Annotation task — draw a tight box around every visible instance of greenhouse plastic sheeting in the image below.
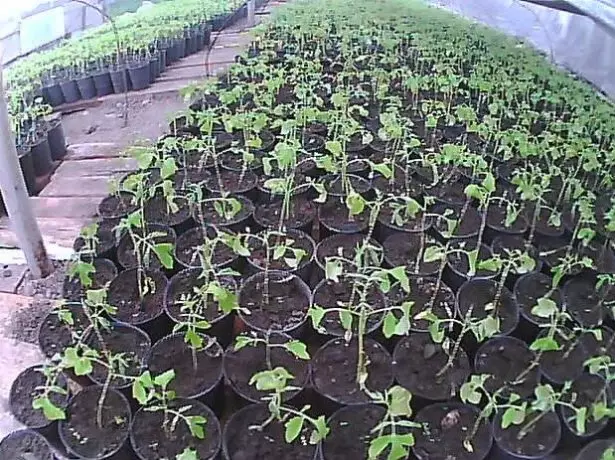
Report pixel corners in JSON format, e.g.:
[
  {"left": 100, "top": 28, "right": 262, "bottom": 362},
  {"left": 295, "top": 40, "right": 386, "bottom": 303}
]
[{"left": 426, "top": 0, "right": 615, "bottom": 100}]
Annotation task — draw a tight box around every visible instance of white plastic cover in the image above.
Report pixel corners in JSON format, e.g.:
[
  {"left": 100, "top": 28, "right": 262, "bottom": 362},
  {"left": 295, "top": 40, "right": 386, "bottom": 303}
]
[{"left": 426, "top": 0, "right": 615, "bottom": 100}]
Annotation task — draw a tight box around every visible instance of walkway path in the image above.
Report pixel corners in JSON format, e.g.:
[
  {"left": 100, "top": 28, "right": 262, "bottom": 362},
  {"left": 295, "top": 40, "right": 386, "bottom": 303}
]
[{"left": 0, "top": 0, "right": 285, "bottom": 444}]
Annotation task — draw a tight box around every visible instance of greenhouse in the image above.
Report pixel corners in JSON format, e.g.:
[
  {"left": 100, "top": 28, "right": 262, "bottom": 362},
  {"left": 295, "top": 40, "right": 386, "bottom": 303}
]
[{"left": 1, "top": 0, "right": 615, "bottom": 459}]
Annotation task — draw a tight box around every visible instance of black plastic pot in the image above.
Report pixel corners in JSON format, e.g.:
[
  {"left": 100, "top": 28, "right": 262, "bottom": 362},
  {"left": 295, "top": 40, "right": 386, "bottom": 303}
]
[
  {"left": 18, "top": 147, "right": 37, "bottom": 195},
  {"left": 60, "top": 79, "right": 81, "bottom": 103},
  {"left": 42, "top": 82, "right": 65, "bottom": 107},
  {"left": 76, "top": 75, "right": 97, "bottom": 100},
  {"left": 575, "top": 439, "right": 615, "bottom": 460},
  {"left": 176, "top": 38, "right": 187, "bottom": 59},
  {"left": 30, "top": 137, "right": 54, "bottom": 176},
  {"left": 0, "top": 429, "right": 56, "bottom": 460},
  {"left": 492, "top": 410, "right": 561, "bottom": 459},
  {"left": 93, "top": 71, "right": 114, "bottom": 97},
  {"left": 149, "top": 57, "right": 160, "bottom": 83},
  {"left": 128, "top": 61, "right": 151, "bottom": 91},
  {"left": 159, "top": 49, "right": 168, "bottom": 73},
  {"left": 110, "top": 68, "right": 129, "bottom": 93},
  {"left": 47, "top": 120, "right": 67, "bottom": 160}
]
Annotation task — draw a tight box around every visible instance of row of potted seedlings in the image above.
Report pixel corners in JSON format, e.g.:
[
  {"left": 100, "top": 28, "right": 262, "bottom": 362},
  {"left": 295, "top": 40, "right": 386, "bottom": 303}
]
[
  {"left": 6, "top": 0, "right": 253, "bottom": 198},
  {"left": 5, "top": 0, "right": 615, "bottom": 458}
]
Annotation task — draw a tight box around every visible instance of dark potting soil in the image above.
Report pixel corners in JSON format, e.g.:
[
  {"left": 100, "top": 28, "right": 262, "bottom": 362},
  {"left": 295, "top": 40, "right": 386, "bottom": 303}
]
[
  {"left": 223, "top": 334, "right": 310, "bottom": 403},
  {"left": 447, "top": 241, "right": 498, "bottom": 279},
  {"left": 564, "top": 278, "right": 611, "bottom": 327},
  {"left": 175, "top": 226, "right": 237, "bottom": 268},
  {"left": 254, "top": 196, "right": 317, "bottom": 229},
  {"left": 514, "top": 272, "right": 563, "bottom": 325},
  {"left": 312, "top": 337, "right": 394, "bottom": 404},
  {"left": 148, "top": 333, "right": 223, "bottom": 398},
  {"left": 199, "top": 195, "right": 254, "bottom": 228},
  {"left": 108, "top": 269, "right": 168, "bottom": 324},
  {"left": 457, "top": 279, "right": 518, "bottom": 336},
  {"left": 433, "top": 204, "right": 481, "bottom": 239},
  {"left": 533, "top": 207, "right": 565, "bottom": 237},
  {"left": 38, "top": 303, "right": 89, "bottom": 358},
  {"left": 390, "top": 278, "right": 455, "bottom": 331},
  {"left": 537, "top": 326, "right": 588, "bottom": 384},
  {"left": 394, "top": 333, "right": 470, "bottom": 401},
  {"left": 317, "top": 233, "right": 383, "bottom": 271},
  {"left": 322, "top": 174, "right": 371, "bottom": 195},
  {"left": 582, "top": 243, "right": 615, "bottom": 274},
  {"left": 239, "top": 272, "right": 310, "bottom": 332},
  {"left": 322, "top": 404, "right": 392, "bottom": 460},
  {"left": 223, "top": 403, "right": 317, "bottom": 460},
  {"left": 486, "top": 204, "right": 528, "bottom": 234},
  {"left": 131, "top": 399, "right": 220, "bottom": 460},
  {"left": 581, "top": 327, "right": 615, "bottom": 363},
  {"left": 319, "top": 198, "right": 370, "bottom": 233},
  {"left": 429, "top": 181, "right": 468, "bottom": 206},
  {"left": 412, "top": 402, "right": 492, "bottom": 460},
  {"left": 59, "top": 387, "right": 130, "bottom": 459},
  {"left": 312, "top": 278, "right": 385, "bottom": 335},
  {"left": 117, "top": 224, "right": 176, "bottom": 271},
  {"left": 474, "top": 337, "right": 539, "bottom": 399},
  {"left": 0, "top": 430, "right": 55, "bottom": 460},
  {"left": 538, "top": 241, "right": 581, "bottom": 274},
  {"left": 144, "top": 195, "right": 192, "bottom": 228},
  {"left": 73, "top": 219, "right": 117, "bottom": 257},
  {"left": 98, "top": 192, "right": 138, "bottom": 219},
  {"left": 493, "top": 409, "right": 560, "bottom": 458},
  {"left": 383, "top": 233, "right": 440, "bottom": 276},
  {"left": 62, "top": 258, "right": 118, "bottom": 301},
  {"left": 248, "top": 230, "right": 314, "bottom": 272},
  {"left": 219, "top": 150, "right": 264, "bottom": 171},
  {"left": 10, "top": 366, "right": 68, "bottom": 427},
  {"left": 561, "top": 373, "right": 610, "bottom": 436},
  {"left": 377, "top": 205, "right": 429, "bottom": 233},
  {"left": 86, "top": 324, "right": 150, "bottom": 388},
  {"left": 166, "top": 270, "right": 236, "bottom": 324},
  {"left": 205, "top": 169, "right": 258, "bottom": 194},
  {"left": 576, "top": 439, "right": 615, "bottom": 460},
  {"left": 371, "top": 169, "right": 424, "bottom": 197}
]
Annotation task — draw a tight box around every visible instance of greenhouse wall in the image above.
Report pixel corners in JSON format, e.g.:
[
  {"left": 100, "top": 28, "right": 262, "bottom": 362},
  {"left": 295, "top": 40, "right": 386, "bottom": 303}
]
[
  {"left": 1, "top": 0, "right": 106, "bottom": 66},
  {"left": 427, "top": 0, "right": 615, "bottom": 100}
]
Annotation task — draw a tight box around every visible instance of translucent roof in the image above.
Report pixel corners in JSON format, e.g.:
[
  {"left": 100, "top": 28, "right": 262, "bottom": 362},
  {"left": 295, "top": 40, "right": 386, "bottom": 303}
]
[{"left": 427, "top": 0, "right": 615, "bottom": 100}]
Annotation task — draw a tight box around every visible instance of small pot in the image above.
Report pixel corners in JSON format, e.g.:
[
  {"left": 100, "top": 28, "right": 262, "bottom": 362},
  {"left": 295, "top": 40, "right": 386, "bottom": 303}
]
[
  {"left": 174, "top": 225, "right": 239, "bottom": 270},
  {"left": 128, "top": 61, "right": 151, "bottom": 91},
  {"left": 93, "top": 71, "right": 114, "bottom": 97},
  {"left": 30, "top": 136, "right": 54, "bottom": 176},
  {"left": 18, "top": 146, "right": 37, "bottom": 195},
  {"left": 76, "top": 75, "right": 97, "bottom": 100},
  {"left": 575, "top": 439, "right": 615, "bottom": 460},
  {"left": 60, "top": 79, "right": 81, "bottom": 103},
  {"left": 98, "top": 192, "right": 139, "bottom": 220},
  {"left": 491, "top": 410, "right": 561, "bottom": 459},
  {"left": 0, "top": 429, "right": 56, "bottom": 460},
  {"left": 42, "top": 82, "right": 65, "bottom": 107},
  {"left": 58, "top": 386, "right": 132, "bottom": 460},
  {"left": 238, "top": 271, "right": 312, "bottom": 337},
  {"left": 46, "top": 120, "right": 67, "bottom": 160},
  {"left": 110, "top": 67, "right": 129, "bottom": 93},
  {"left": 559, "top": 373, "right": 611, "bottom": 439}
]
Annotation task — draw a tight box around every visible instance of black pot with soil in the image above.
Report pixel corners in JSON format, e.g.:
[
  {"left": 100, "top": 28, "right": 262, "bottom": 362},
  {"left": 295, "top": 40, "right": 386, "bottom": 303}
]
[
  {"left": 146, "top": 333, "right": 224, "bottom": 413},
  {"left": 445, "top": 239, "right": 500, "bottom": 291},
  {"left": 62, "top": 258, "right": 118, "bottom": 301},
  {"left": 492, "top": 409, "right": 561, "bottom": 459},
  {"left": 535, "top": 326, "right": 588, "bottom": 385},
  {"left": 223, "top": 331, "right": 311, "bottom": 405},
  {"left": 42, "top": 81, "right": 65, "bottom": 107},
  {"left": 197, "top": 194, "right": 255, "bottom": 233},
  {"left": 116, "top": 223, "right": 177, "bottom": 273},
  {"left": 60, "top": 79, "right": 81, "bottom": 103},
  {"left": 93, "top": 71, "right": 115, "bottom": 97},
  {"left": 110, "top": 68, "right": 129, "bottom": 94},
  {"left": 394, "top": 332, "right": 470, "bottom": 408},
  {"left": 18, "top": 146, "right": 37, "bottom": 195},
  {"left": 412, "top": 401, "right": 493, "bottom": 460},
  {"left": 107, "top": 268, "right": 170, "bottom": 342},
  {"left": 311, "top": 337, "right": 394, "bottom": 412},
  {"left": 253, "top": 195, "right": 317, "bottom": 233},
  {"left": 315, "top": 233, "right": 383, "bottom": 280},
  {"left": 319, "top": 195, "right": 370, "bottom": 236},
  {"left": 98, "top": 192, "right": 139, "bottom": 220},
  {"left": 128, "top": 61, "right": 151, "bottom": 91},
  {"left": 238, "top": 271, "right": 311, "bottom": 336},
  {"left": 30, "top": 136, "right": 54, "bottom": 177},
  {"left": 58, "top": 386, "right": 132, "bottom": 460},
  {"left": 130, "top": 398, "right": 221, "bottom": 460},
  {"left": 174, "top": 225, "right": 239, "bottom": 270},
  {"left": 144, "top": 194, "right": 194, "bottom": 235},
  {"left": 165, "top": 268, "right": 237, "bottom": 347},
  {"left": 222, "top": 403, "right": 318, "bottom": 460},
  {"left": 46, "top": 120, "right": 67, "bottom": 160},
  {"left": 559, "top": 373, "right": 611, "bottom": 439},
  {"left": 575, "top": 439, "right": 615, "bottom": 460},
  {"left": 76, "top": 75, "right": 97, "bottom": 100},
  {"left": 0, "top": 429, "right": 56, "bottom": 460}
]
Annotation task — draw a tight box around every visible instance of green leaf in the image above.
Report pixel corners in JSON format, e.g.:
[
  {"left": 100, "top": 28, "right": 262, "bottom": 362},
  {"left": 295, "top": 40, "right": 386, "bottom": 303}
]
[
  {"left": 389, "top": 266, "right": 410, "bottom": 293},
  {"left": 460, "top": 381, "right": 482, "bottom": 405},
  {"left": 339, "top": 309, "right": 353, "bottom": 331},
  {"left": 160, "top": 157, "right": 177, "bottom": 180},
  {"left": 368, "top": 436, "right": 390, "bottom": 459},
  {"left": 285, "top": 340, "right": 310, "bottom": 360},
  {"left": 132, "top": 380, "right": 149, "bottom": 404},
  {"left": 176, "top": 447, "right": 198, "bottom": 460},
  {"left": 388, "top": 385, "right": 413, "bottom": 417},
  {"left": 530, "top": 336, "right": 560, "bottom": 352},
  {"left": 153, "top": 243, "right": 174, "bottom": 269},
  {"left": 32, "top": 397, "right": 66, "bottom": 421},
  {"left": 531, "top": 297, "right": 557, "bottom": 318},
  {"left": 154, "top": 369, "right": 176, "bottom": 389},
  {"left": 478, "top": 257, "right": 501, "bottom": 272},
  {"left": 372, "top": 162, "right": 392, "bottom": 179},
  {"left": 482, "top": 172, "right": 496, "bottom": 193},
  {"left": 309, "top": 415, "right": 330, "bottom": 444},
  {"left": 325, "top": 259, "right": 343, "bottom": 282},
  {"left": 346, "top": 192, "right": 365, "bottom": 216},
  {"left": 423, "top": 245, "right": 444, "bottom": 263},
  {"left": 309, "top": 305, "right": 327, "bottom": 331},
  {"left": 575, "top": 406, "right": 587, "bottom": 435},
  {"left": 285, "top": 416, "right": 304, "bottom": 443},
  {"left": 383, "top": 312, "right": 398, "bottom": 339},
  {"left": 234, "top": 335, "right": 254, "bottom": 351},
  {"left": 186, "top": 415, "right": 207, "bottom": 439},
  {"left": 501, "top": 404, "right": 526, "bottom": 428}
]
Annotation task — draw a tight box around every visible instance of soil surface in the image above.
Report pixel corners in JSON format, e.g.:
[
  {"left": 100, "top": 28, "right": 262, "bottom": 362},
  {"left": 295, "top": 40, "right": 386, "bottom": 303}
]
[
  {"left": 494, "top": 410, "right": 560, "bottom": 457},
  {"left": 108, "top": 268, "right": 168, "bottom": 325},
  {"left": 0, "top": 429, "right": 55, "bottom": 460}
]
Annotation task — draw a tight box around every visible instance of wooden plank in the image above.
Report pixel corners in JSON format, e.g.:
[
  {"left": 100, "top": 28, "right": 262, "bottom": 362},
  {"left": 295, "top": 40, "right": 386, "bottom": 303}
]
[
  {"left": 53, "top": 157, "right": 136, "bottom": 179},
  {"left": 64, "top": 142, "right": 123, "bottom": 160},
  {"left": 40, "top": 176, "right": 114, "bottom": 198},
  {"left": 0, "top": 217, "right": 88, "bottom": 251},
  {"left": 30, "top": 197, "right": 101, "bottom": 219}
]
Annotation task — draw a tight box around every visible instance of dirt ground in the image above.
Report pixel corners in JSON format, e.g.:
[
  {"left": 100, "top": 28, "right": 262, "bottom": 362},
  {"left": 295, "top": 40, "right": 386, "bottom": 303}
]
[{"left": 62, "top": 92, "right": 186, "bottom": 148}]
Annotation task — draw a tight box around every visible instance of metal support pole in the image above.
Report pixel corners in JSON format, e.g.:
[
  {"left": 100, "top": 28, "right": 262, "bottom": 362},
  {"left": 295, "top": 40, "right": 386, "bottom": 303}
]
[
  {"left": 0, "top": 59, "right": 52, "bottom": 279},
  {"left": 248, "top": 0, "right": 256, "bottom": 27}
]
